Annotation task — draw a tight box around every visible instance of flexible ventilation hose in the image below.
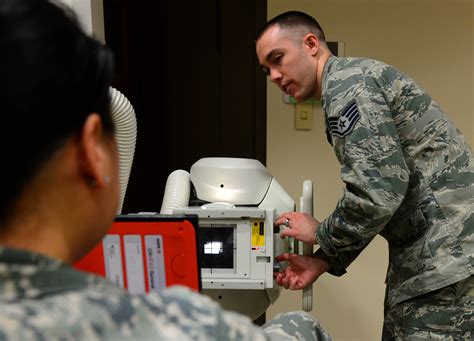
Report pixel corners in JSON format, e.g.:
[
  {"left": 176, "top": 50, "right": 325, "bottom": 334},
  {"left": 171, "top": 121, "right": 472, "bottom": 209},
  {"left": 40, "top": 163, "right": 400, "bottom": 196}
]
[
  {"left": 110, "top": 87, "right": 137, "bottom": 213},
  {"left": 160, "top": 170, "right": 191, "bottom": 214}
]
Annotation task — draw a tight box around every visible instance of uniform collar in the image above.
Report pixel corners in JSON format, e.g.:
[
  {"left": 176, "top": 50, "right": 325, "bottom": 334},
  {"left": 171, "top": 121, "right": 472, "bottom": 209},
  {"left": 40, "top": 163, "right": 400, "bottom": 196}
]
[
  {"left": 0, "top": 246, "right": 64, "bottom": 268},
  {"left": 321, "top": 55, "right": 338, "bottom": 110}
]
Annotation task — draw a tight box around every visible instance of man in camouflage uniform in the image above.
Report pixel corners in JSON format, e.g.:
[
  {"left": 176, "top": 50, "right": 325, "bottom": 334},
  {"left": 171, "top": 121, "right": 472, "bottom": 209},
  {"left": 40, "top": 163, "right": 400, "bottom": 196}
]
[{"left": 256, "top": 11, "right": 473, "bottom": 339}]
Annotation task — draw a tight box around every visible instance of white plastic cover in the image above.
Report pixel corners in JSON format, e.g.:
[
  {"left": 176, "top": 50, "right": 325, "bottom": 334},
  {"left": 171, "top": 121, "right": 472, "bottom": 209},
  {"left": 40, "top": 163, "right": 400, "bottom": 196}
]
[{"left": 190, "top": 157, "right": 272, "bottom": 205}]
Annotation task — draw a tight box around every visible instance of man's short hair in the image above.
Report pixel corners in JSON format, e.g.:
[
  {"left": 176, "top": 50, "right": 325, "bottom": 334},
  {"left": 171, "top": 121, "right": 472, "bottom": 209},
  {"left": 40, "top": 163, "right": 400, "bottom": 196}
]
[{"left": 256, "top": 11, "right": 326, "bottom": 42}]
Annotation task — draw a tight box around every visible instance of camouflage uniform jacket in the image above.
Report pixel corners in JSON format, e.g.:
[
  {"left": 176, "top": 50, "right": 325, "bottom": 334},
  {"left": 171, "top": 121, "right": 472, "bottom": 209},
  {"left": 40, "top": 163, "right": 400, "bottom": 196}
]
[
  {"left": 315, "top": 56, "right": 474, "bottom": 307},
  {"left": 0, "top": 247, "right": 272, "bottom": 340}
]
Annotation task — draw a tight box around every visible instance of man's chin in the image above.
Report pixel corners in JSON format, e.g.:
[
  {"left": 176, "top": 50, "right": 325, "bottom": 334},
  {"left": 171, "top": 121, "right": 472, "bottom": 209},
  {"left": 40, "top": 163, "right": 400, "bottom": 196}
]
[
  {"left": 293, "top": 93, "right": 310, "bottom": 102},
  {"left": 286, "top": 88, "right": 313, "bottom": 102}
]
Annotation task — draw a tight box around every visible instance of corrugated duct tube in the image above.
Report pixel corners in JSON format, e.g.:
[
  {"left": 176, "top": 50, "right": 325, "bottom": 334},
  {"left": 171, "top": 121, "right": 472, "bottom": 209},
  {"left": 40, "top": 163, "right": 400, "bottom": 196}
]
[
  {"left": 110, "top": 87, "right": 137, "bottom": 213},
  {"left": 160, "top": 170, "right": 191, "bottom": 214}
]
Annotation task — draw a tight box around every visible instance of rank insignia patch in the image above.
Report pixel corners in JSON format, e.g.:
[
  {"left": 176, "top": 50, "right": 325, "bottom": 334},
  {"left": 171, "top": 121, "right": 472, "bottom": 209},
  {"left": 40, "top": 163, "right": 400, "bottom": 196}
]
[{"left": 327, "top": 100, "right": 360, "bottom": 138}]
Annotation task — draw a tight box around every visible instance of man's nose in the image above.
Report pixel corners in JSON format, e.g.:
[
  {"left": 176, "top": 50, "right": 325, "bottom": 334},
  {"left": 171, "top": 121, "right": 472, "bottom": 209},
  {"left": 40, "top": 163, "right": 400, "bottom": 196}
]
[{"left": 269, "top": 69, "right": 282, "bottom": 83}]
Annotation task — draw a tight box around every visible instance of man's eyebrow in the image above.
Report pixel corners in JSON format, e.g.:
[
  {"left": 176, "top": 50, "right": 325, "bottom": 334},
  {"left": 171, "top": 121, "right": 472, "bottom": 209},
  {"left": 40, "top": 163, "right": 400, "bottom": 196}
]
[
  {"left": 259, "top": 48, "right": 282, "bottom": 71},
  {"left": 265, "top": 49, "right": 281, "bottom": 63}
]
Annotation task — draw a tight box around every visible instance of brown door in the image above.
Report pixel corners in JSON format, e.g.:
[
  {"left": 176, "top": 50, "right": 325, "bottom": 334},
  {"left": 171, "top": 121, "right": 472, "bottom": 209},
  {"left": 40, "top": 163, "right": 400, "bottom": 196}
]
[{"left": 104, "top": 0, "right": 267, "bottom": 213}]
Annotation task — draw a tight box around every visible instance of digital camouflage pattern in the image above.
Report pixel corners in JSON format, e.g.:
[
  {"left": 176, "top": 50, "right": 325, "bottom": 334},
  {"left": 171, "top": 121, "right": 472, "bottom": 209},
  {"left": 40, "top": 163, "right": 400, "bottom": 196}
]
[
  {"left": 315, "top": 56, "right": 474, "bottom": 310},
  {"left": 382, "top": 276, "right": 473, "bottom": 340},
  {"left": 0, "top": 247, "right": 331, "bottom": 340},
  {"left": 263, "top": 311, "right": 332, "bottom": 341}
]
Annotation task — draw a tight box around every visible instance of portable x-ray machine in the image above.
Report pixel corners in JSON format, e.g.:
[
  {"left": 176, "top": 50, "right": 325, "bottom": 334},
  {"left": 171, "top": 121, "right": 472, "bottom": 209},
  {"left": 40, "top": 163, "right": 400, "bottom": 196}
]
[
  {"left": 160, "top": 157, "right": 314, "bottom": 319},
  {"left": 75, "top": 89, "right": 314, "bottom": 320}
]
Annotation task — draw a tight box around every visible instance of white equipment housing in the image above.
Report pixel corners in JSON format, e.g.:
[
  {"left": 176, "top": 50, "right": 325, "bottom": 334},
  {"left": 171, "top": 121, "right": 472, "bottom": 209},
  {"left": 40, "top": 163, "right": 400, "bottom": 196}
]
[
  {"left": 161, "top": 157, "right": 295, "bottom": 319},
  {"left": 172, "top": 207, "right": 275, "bottom": 290}
]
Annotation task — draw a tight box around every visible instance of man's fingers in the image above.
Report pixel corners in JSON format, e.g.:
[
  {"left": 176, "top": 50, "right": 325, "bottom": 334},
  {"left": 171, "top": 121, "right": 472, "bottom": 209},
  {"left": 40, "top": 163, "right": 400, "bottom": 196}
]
[
  {"left": 279, "top": 273, "right": 288, "bottom": 288},
  {"left": 289, "top": 276, "right": 299, "bottom": 290},
  {"left": 275, "top": 253, "right": 298, "bottom": 262},
  {"left": 275, "top": 273, "right": 284, "bottom": 285},
  {"left": 274, "top": 212, "right": 300, "bottom": 226},
  {"left": 275, "top": 253, "right": 289, "bottom": 262},
  {"left": 274, "top": 217, "right": 287, "bottom": 226},
  {"left": 275, "top": 253, "right": 302, "bottom": 263},
  {"left": 280, "top": 228, "right": 297, "bottom": 239},
  {"left": 274, "top": 214, "right": 290, "bottom": 226}
]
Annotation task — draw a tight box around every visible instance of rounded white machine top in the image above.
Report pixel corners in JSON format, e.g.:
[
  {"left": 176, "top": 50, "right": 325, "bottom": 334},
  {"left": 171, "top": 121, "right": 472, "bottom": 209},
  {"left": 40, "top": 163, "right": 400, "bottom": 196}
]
[{"left": 190, "top": 157, "right": 272, "bottom": 205}]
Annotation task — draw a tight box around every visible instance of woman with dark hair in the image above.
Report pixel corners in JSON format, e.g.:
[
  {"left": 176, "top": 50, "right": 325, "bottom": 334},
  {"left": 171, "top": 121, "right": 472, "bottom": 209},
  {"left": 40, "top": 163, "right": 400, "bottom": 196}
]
[{"left": 0, "top": 1, "right": 330, "bottom": 339}]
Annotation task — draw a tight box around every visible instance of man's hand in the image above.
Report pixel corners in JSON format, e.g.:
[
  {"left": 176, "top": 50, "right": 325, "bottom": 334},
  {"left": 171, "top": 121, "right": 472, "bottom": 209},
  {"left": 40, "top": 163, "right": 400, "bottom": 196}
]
[
  {"left": 274, "top": 253, "right": 330, "bottom": 290},
  {"left": 275, "top": 212, "right": 320, "bottom": 244}
]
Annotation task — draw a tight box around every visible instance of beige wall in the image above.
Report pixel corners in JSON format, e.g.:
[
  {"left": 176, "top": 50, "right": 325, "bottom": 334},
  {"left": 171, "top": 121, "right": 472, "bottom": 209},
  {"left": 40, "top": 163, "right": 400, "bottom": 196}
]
[{"left": 265, "top": 1, "right": 473, "bottom": 340}]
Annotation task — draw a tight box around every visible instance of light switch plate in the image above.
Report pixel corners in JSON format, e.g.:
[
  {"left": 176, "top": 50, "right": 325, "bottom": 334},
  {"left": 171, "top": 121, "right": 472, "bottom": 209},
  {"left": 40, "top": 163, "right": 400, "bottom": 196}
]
[{"left": 295, "top": 103, "right": 313, "bottom": 130}]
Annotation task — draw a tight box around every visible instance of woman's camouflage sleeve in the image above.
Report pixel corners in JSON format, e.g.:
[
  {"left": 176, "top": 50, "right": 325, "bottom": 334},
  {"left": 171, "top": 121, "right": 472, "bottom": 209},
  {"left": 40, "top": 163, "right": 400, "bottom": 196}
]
[{"left": 316, "top": 70, "right": 410, "bottom": 271}]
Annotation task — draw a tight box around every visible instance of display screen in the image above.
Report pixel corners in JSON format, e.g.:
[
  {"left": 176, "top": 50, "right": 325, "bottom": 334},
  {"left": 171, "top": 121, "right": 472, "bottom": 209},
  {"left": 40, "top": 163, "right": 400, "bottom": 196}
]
[{"left": 198, "top": 224, "right": 235, "bottom": 270}]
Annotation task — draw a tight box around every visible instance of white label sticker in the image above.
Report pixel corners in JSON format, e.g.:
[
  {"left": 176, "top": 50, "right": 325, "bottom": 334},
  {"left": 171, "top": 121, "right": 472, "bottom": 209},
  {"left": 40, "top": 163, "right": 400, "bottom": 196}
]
[
  {"left": 124, "top": 235, "right": 145, "bottom": 295},
  {"left": 102, "top": 235, "right": 124, "bottom": 288},
  {"left": 145, "top": 235, "right": 166, "bottom": 292}
]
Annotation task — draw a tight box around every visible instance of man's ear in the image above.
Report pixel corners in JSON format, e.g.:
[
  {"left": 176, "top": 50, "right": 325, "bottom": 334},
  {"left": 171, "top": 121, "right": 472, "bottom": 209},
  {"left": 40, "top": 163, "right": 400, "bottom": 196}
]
[
  {"left": 303, "top": 34, "right": 320, "bottom": 55},
  {"left": 78, "top": 113, "right": 109, "bottom": 188}
]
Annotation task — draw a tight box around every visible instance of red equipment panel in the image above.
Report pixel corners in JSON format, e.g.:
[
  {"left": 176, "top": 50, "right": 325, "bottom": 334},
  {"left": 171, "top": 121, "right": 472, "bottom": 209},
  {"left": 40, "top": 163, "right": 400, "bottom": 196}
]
[{"left": 74, "top": 215, "right": 201, "bottom": 293}]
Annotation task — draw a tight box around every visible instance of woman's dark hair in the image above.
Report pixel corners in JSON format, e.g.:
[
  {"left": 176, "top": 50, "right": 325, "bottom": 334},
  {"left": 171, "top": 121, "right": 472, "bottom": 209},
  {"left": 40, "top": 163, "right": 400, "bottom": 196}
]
[
  {"left": 0, "top": 0, "right": 114, "bottom": 223},
  {"left": 256, "top": 11, "right": 326, "bottom": 42}
]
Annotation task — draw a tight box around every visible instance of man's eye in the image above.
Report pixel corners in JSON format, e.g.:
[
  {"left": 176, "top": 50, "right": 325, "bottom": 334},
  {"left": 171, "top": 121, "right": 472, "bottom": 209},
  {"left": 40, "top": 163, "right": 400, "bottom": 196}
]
[{"left": 273, "top": 55, "right": 282, "bottom": 64}]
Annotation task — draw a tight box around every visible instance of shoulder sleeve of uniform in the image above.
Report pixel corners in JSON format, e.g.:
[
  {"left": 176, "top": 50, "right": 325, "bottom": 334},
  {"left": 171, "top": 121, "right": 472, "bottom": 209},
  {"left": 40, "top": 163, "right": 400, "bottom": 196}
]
[
  {"left": 129, "top": 286, "right": 268, "bottom": 340},
  {"left": 319, "top": 69, "right": 409, "bottom": 259}
]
